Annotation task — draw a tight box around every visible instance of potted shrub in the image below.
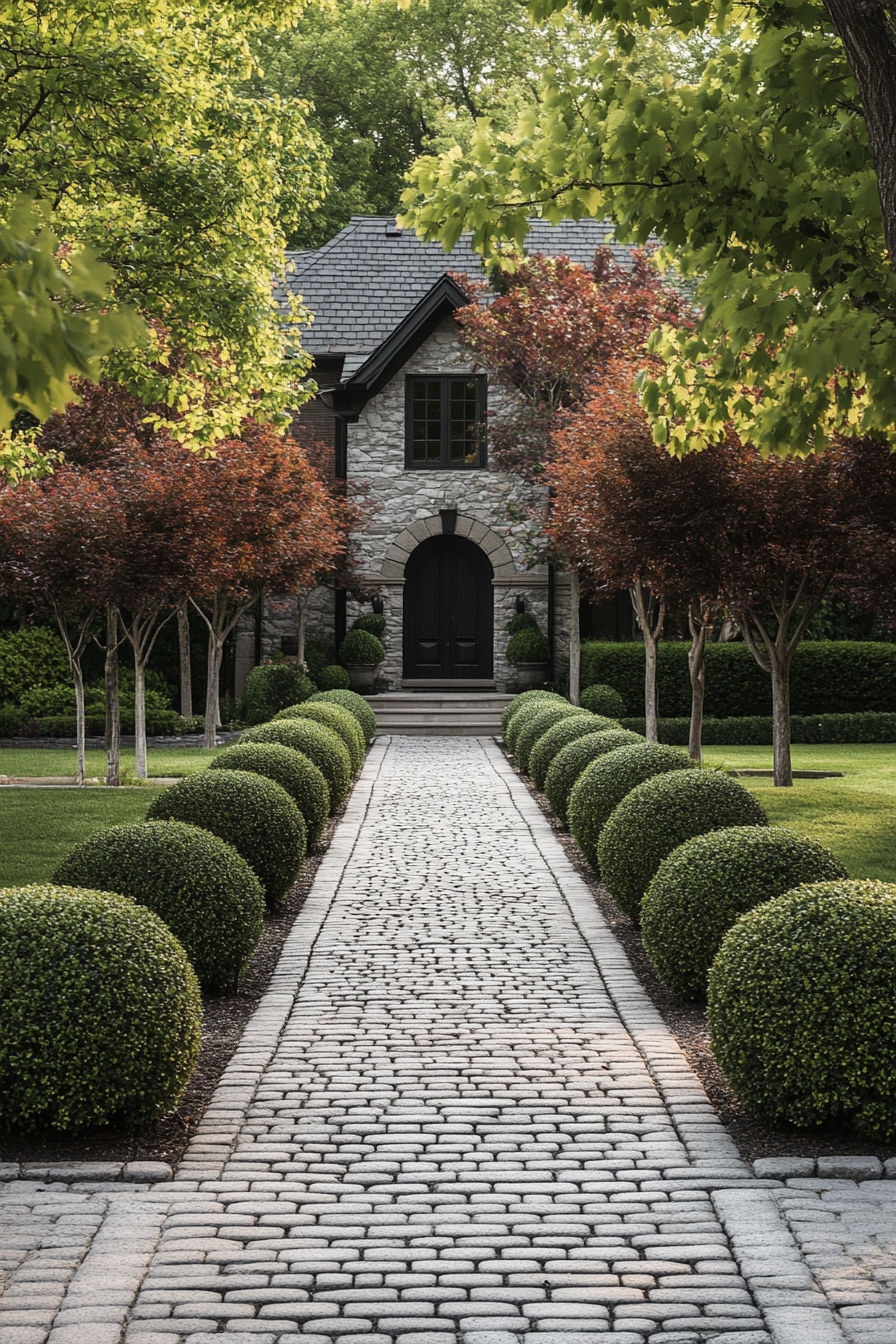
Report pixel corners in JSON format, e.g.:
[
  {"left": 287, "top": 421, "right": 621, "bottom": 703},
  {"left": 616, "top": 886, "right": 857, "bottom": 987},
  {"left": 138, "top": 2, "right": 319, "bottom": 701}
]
[
  {"left": 339, "top": 627, "right": 385, "bottom": 692},
  {"left": 506, "top": 623, "right": 549, "bottom": 690}
]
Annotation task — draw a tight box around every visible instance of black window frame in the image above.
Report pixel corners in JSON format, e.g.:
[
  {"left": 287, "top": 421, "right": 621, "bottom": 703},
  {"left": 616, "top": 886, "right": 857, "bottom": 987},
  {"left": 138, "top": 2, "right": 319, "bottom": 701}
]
[{"left": 404, "top": 374, "right": 488, "bottom": 470}]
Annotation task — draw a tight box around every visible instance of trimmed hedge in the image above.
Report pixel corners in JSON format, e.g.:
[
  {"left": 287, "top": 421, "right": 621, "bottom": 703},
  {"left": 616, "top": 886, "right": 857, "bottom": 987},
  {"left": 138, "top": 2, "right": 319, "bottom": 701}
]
[
  {"left": 318, "top": 664, "right": 350, "bottom": 691},
  {"left": 340, "top": 628, "right": 384, "bottom": 664},
  {"left": 708, "top": 881, "right": 896, "bottom": 1140},
  {"left": 598, "top": 770, "right": 768, "bottom": 923},
  {"left": 507, "top": 627, "right": 549, "bottom": 664},
  {"left": 581, "top": 640, "right": 896, "bottom": 718},
  {"left": 505, "top": 696, "right": 568, "bottom": 755},
  {"left": 545, "top": 729, "right": 645, "bottom": 823},
  {"left": 53, "top": 821, "right": 264, "bottom": 991},
  {"left": 515, "top": 704, "right": 587, "bottom": 774},
  {"left": 240, "top": 718, "right": 351, "bottom": 813},
  {"left": 208, "top": 742, "right": 329, "bottom": 847},
  {"left": 568, "top": 743, "right": 693, "bottom": 867},
  {"left": 276, "top": 701, "right": 365, "bottom": 773},
  {"left": 529, "top": 713, "right": 621, "bottom": 792},
  {"left": 147, "top": 769, "right": 306, "bottom": 908},
  {"left": 244, "top": 663, "right": 315, "bottom": 725},
  {"left": 580, "top": 683, "right": 626, "bottom": 719},
  {"left": 640, "top": 827, "right": 847, "bottom": 999},
  {"left": 620, "top": 711, "right": 896, "bottom": 745},
  {"left": 501, "top": 689, "right": 566, "bottom": 737},
  {"left": 311, "top": 688, "right": 376, "bottom": 744},
  {"left": 0, "top": 885, "right": 201, "bottom": 1132}
]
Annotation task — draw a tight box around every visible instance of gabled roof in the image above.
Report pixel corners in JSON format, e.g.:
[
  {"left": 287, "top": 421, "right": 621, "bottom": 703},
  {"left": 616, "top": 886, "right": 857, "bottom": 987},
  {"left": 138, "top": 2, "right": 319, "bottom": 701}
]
[{"left": 282, "top": 215, "right": 629, "bottom": 376}]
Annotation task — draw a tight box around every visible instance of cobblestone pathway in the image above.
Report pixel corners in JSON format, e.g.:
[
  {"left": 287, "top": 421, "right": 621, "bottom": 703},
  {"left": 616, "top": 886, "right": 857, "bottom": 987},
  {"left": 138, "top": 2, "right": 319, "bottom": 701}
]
[{"left": 2, "top": 736, "right": 894, "bottom": 1344}]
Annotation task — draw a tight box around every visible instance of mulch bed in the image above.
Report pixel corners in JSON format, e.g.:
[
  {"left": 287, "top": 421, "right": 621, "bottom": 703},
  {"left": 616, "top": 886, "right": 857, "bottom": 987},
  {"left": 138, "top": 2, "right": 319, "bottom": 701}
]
[
  {"left": 0, "top": 810, "right": 340, "bottom": 1169},
  {"left": 516, "top": 760, "right": 896, "bottom": 1165}
]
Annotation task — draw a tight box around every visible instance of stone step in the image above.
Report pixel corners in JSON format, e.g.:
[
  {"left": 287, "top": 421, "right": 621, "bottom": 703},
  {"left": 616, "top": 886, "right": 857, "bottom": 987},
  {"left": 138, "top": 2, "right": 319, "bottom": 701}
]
[{"left": 365, "top": 691, "right": 512, "bottom": 736}]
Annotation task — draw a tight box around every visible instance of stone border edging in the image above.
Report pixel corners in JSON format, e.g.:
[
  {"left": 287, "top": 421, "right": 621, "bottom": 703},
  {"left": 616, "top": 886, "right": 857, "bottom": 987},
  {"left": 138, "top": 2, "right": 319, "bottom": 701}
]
[
  {"left": 172, "top": 738, "right": 390, "bottom": 1184},
  {"left": 0, "top": 1160, "right": 173, "bottom": 1184}
]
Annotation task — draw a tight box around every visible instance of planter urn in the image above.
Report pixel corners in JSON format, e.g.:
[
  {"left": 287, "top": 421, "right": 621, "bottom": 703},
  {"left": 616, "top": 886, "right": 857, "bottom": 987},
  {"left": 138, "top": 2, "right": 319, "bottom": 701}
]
[
  {"left": 512, "top": 661, "right": 549, "bottom": 691},
  {"left": 346, "top": 663, "right": 381, "bottom": 693}
]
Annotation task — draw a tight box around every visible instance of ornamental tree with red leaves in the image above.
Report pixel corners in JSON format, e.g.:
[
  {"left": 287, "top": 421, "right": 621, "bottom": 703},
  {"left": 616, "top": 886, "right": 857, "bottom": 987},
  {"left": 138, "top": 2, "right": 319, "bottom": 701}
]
[{"left": 0, "top": 470, "right": 127, "bottom": 782}]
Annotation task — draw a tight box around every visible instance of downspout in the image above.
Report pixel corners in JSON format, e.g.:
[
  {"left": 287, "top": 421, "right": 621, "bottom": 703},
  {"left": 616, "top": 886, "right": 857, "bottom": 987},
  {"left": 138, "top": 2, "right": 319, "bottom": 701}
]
[{"left": 547, "top": 562, "right": 555, "bottom": 683}]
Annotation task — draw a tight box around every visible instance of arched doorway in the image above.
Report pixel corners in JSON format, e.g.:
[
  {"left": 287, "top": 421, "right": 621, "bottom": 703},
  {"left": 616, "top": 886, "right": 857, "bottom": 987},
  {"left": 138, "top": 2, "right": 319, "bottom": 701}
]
[{"left": 403, "top": 535, "right": 494, "bottom": 680}]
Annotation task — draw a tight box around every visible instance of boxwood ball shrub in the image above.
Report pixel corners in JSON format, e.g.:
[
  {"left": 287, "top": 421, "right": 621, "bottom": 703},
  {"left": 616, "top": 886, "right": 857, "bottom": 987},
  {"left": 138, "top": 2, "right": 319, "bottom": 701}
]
[
  {"left": 544, "top": 729, "right": 645, "bottom": 823},
  {"left": 311, "top": 688, "right": 376, "bottom": 744},
  {"left": 352, "top": 611, "right": 387, "bottom": 638},
  {"left": 0, "top": 885, "right": 201, "bottom": 1132},
  {"left": 580, "top": 683, "right": 627, "bottom": 719},
  {"left": 339, "top": 627, "right": 385, "bottom": 665},
  {"left": 641, "top": 827, "right": 848, "bottom": 1000},
  {"left": 515, "top": 704, "right": 587, "bottom": 774},
  {"left": 501, "top": 689, "right": 565, "bottom": 737},
  {"left": 598, "top": 770, "right": 768, "bottom": 923},
  {"left": 147, "top": 770, "right": 306, "bottom": 908},
  {"left": 507, "top": 611, "right": 540, "bottom": 636},
  {"left": 505, "top": 696, "right": 568, "bottom": 755},
  {"left": 318, "top": 664, "right": 351, "bottom": 691},
  {"left": 568, "top": 742, "right": 693, "bottom": 867},
  {"left": 709, "top": 881, "right": 896, "bottom": 1140},
  {"left": 506, "top": 626, "right": 549, "bottom": 664},
  {"left": 240, "top": 718, "right": 351, "bottom": 813},
  {"left": 53, "top": 821, "right": 264, "bottom": 992},
  {"left": 209, "top": 742, "right": 329, "bottom": 847},
  {"left": 243, "top": 662, "right": 315, "bottom": 725},
  {"left": 278, "top": 701, "right": 365, "bottom": 773},
  {"left": 529, "top": 714, "right": 621, "bottom": 791}
]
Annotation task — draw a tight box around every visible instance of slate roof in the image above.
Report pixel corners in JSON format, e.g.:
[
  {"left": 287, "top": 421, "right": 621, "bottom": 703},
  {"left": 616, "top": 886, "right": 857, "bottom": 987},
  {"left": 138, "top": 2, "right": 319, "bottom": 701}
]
[{"left": 282, "top": 215, "right": 630, "bottom": 378}]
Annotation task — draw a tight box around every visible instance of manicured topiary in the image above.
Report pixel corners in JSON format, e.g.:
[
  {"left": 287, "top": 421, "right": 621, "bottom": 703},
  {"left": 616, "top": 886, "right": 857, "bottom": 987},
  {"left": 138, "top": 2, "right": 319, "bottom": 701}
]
[
  {"left": 318, "top": 664, "right": 350, "bottom": 691},
  {"left": 580, "top": 683, "right": 627, "bottom": 719},
  {"left": 339, "top": 628, "right": 384, "bottom": 665},
  {"left": 641, "top": 827, "right": 847, "bottom": 1000},
  {"left": 507, "top": 611, "right": 540, "bottom": 636},
  {"left": 208, "top": 742, "right": 329, "bottom": 847},
  {"left": 240, "top": 718, "right": 351, "bottom": 813},
  {"left": 529, "top": 713, "right": 622, "bottom": 791},
  {"left": 243, "top": 662, "right": 315, "bottom": 725},
  {"left": 506, "top": 627, "right": 549, "bottom": 664},
  {"left": 276, "top": 701, "right": 365, "bottom": 773},
  {"left": 352, "top": 612, "right": 386, "bottom": 638},
  {"left": 598, "top": 769, "right": 768, "bottom": 923},
  {"left": 311, "top": 688, "right": 376, "bottom": 743},
  {"left": 568, "top": 742, "right": 693, "bottom": 867},
  {"left": 505, "top": 695, "right": 568, "bottom": 755},
  {"left": 708, "top": 881, "right": 896, "bottom": 1140},
  {"left": 0, "top": 885, "right": 201, "bottom": 1132},
  {"left": 515, "top": 703, "right": 587, "bottom": 773},
  {"left": 501, "top": 689, "right": 565, "bottom": 737},
  {"left": 544, "top": 728, "right": 645, "bottom": 823},
  {"left": 53, "top": 821, "right": 264, "bottom": 992},
  {"left": 147, "top": 769, "right": 306, "bottom": 908}
]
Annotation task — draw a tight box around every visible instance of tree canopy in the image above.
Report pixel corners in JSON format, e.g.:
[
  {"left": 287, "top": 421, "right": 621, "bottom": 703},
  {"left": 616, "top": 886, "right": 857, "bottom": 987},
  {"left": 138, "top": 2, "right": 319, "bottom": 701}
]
[
  {"left": 2, "top": 0, "right": 329, "bottom": 449},
  {"left": 401, "top": 0, "right": 896, "bottom": 456}
]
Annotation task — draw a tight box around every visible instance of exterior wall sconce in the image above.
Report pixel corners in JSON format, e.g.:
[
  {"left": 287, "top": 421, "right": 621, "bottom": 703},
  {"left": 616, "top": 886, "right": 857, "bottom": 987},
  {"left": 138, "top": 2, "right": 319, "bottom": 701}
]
[
  {"left": 371, "top": 595, "right": 385, "bottom": 614},
  {"left": 515, "top": 595, "right": 527, "bottom": 614},
  {"left": 440, "top": 508, "right": 458, "bottom": 535}
]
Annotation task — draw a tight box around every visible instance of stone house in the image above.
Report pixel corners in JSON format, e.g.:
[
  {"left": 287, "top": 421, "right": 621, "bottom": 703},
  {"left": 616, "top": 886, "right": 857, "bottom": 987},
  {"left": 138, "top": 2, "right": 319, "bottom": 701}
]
[{"left": 235, "top": 216, "right": 633, "bottom": 697}]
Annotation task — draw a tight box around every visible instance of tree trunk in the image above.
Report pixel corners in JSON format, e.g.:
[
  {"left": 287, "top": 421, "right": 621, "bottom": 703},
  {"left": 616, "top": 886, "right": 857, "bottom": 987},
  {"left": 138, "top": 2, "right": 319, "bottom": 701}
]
[
  {"left": 72, "top": 660, "right": 87, "bottom": 786},
  {"left": 177, "top": 601, "right": 193, "bottom": 719},
  {"left": 568, "top": 569, "right": 581, "bottom": 705},
  {"left": 687, "top": 603, "right": 708, "bottom": 764},
  {"left": 134, "top": 659, "right": 148, "bottom": 779},
  {"left": 823, "top": 0, "right": 896, "bottom": 263},
  {"left": 296, "top": 591, "right": 306, "bottom": 671},
  {"left": 770, "top": 651, "right": 794, "bottom": 788},
  {"left": 204, "top": 630, "right": 224, "bottom": 750},
  {"left": 105, "top": 604, "right": 121, "bottom": 787},
  {"left": 630, "top": 581, "right": 665, "bottom": 742}
]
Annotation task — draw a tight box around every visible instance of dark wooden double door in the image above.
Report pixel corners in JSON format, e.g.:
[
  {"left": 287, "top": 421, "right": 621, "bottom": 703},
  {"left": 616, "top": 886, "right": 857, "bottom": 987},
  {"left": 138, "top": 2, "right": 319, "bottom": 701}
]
[{"left": 403, "top": 535, "right": 493, "bottom": 680}]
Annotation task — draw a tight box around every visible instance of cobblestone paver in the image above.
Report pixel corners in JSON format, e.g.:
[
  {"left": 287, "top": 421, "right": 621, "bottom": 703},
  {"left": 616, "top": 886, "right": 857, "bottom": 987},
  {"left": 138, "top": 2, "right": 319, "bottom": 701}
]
[{"left": 2, "top": 735, "right": 891, "bottom": 1344}]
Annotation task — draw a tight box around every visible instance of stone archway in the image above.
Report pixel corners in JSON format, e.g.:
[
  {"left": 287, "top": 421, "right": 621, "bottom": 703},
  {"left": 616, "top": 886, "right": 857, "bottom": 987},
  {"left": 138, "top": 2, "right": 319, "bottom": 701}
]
[
  {"left": 402, "top": 533, "right": 494, "bottom": 680},
  {"left": 378, "top": 513, "right": 517, "bottom": 582}
]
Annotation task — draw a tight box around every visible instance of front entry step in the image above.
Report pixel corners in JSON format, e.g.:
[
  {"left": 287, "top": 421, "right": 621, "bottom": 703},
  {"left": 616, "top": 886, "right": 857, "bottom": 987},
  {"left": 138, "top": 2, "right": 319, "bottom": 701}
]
[{"left": 365, "top": 691, "right": 513, "bottom": 736}]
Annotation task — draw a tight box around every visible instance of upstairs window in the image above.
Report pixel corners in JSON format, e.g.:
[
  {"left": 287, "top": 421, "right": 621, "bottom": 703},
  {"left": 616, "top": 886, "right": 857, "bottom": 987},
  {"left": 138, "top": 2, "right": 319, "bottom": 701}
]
[{"left": 405, "top": 375, "right": 487, "bottom": 469}]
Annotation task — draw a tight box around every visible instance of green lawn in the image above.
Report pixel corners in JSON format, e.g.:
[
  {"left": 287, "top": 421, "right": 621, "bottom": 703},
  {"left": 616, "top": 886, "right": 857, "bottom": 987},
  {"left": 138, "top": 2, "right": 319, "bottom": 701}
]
[
  {"left": 0, "top": 746, "right": 222, "bottom": 781},
  {"left": 703, "top": 744, "right": 896, "bottom": 882},
  {"left": 0, "top": 789, "right": 156, "bottom": 888}
]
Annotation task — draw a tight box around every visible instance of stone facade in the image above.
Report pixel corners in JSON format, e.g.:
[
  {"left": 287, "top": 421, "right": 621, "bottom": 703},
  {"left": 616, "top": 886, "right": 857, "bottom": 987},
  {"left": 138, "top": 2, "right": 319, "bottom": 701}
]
[{"left": 236, "top": 316, "right": 573, "bottom": 696}]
